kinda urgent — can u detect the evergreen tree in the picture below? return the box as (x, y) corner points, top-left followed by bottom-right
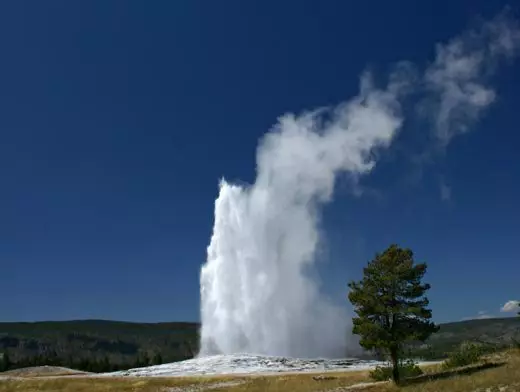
(101, 356), (111, 372)
(78, 358), (91, 372)
(348, 244), (439, 384)
(141, 352), (150, 367)
(66, 355), (75, 370)
(133, 356), (140, 368)
(152, 352), (163, 365)
(0, 352), (11, 372)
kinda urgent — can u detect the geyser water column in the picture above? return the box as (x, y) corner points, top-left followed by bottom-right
(199, 73), (405, 358)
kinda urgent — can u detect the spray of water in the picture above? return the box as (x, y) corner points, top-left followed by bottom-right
(199, 73), (405, 358)
(199, 10), (519, 359)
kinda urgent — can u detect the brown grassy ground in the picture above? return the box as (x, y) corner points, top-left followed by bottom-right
(0, 371), (369, 392)
(0, 350), (518, 392)
(1, 365), (89, 378)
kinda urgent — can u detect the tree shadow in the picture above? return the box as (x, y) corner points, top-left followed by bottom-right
(401, 362), (506, 386)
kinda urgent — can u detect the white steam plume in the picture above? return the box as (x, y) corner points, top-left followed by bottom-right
(199, 9), (520, 359)
(199, 72), (405, 358)
(423, 9), (520, 145)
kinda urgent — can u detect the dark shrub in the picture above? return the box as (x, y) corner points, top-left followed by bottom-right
(369, 359), (423, 381)
(442, 341), (484, 369)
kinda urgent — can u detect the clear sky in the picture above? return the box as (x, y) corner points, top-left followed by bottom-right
(1, 0), (519, 324)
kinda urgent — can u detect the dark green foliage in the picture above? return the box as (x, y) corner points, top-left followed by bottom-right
(0, 351), (11, 371)
(348, 244), (439, 384)
(512, 337), (520, 350)
(442, 341), (485, 369)
(0, 351), (166, 373)
(0, 320), (199, 372)
(369, 359), (423, 381)
(152, 352), (163, 365)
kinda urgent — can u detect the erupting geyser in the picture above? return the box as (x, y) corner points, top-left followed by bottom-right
(198, 73), (405, 358)
(197, 8), (520, 359)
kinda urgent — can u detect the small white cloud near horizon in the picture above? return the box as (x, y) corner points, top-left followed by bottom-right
(500, 300), (520, 312)
(476, 310), (492, 319)
(462, 310), (492, 321)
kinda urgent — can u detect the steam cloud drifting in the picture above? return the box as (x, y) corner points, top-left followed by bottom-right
(199, 10), (520, 358)
(423, 10), (520, 145)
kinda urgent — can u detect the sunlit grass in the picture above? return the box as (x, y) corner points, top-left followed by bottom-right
(1, 350), (519, 391)
(0, 370), (371, 392)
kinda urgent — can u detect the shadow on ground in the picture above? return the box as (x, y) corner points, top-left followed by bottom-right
(402, 362), (506, 386)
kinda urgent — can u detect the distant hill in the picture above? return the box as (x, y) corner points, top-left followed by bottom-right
(432, 317), (520, 345)
(0, 320), (199, 369)
(408, 317), (520, 359)
(1, 317), (519, 369)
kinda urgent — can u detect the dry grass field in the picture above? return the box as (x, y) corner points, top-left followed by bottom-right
(0, 350), (518, 392)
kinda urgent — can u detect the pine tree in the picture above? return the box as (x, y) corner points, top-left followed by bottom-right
(66, 355), (75, 370)
(348, 244), (439, 384)
(133, 355), (141, 368)
(152, 352), (163, 365)
(101, 356), (111, 372)
(1, 352), (11, 372)
(141, 352), (150, 367)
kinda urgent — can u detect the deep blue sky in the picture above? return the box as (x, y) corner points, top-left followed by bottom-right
(1, 0), (519, 323)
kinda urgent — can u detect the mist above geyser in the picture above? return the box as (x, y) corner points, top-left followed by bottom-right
(199, 10), (520, 359)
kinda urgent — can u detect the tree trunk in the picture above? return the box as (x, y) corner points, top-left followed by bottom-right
(390, 346), (400, 384)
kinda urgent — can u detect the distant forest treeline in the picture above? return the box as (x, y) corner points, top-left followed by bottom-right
(0, 349), (166, 373)
(0, 320), (199, 372)
(1, 318), (520, 372)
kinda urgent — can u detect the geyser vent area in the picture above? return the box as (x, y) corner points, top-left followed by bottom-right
(105, 354), (384, 377)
